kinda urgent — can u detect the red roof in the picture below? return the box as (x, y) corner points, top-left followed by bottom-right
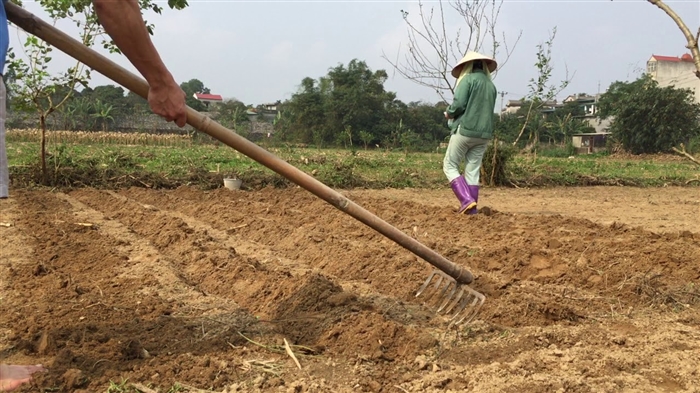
(194, 93), (223, 101)
(651, 53), (694, 63)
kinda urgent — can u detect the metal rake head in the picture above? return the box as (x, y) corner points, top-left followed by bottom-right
(416, 270), (485, 328)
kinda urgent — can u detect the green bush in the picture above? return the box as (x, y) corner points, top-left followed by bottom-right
(597, 75), (700, 154)
(688, 135), (700, 155)
(537, 142), (576, 158)
(481, 140), (516, 186)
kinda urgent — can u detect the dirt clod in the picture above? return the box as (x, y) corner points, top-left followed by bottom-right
(37, 330), (55, 355)
(414, 355), (428, 370)
(547, 239), (563, 249)
(62, 369), (85, 389)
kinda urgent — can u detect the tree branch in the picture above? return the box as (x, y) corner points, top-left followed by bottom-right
(647, 0), (700, 79)
(382, 0), (521, 102)
(647, 0), (700, 169)
(512, 27), (573, 147)
(672, 143), (700, 166)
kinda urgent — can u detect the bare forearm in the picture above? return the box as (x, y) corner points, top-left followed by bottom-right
(92, 0), (174, 86)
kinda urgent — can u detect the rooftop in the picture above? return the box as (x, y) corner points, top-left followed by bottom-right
(650, 53), (694, 63)
(194, 93), (223, 101)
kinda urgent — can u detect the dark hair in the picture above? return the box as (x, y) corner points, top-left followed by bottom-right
(472, 60), (484, 70)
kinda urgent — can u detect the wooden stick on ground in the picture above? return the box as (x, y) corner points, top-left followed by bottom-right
(131, 383), (158, 393)
(671, 143), (700, 167)
(283, 338), (302, 370)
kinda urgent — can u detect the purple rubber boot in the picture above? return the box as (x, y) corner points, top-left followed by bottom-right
(449, 176), (476, 214)
(466, 185), (479, 215)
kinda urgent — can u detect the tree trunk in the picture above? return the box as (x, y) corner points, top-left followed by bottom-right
(513, 101), (536, 146)
(489, 137), (499, 186)
(40, 114), (47, 183)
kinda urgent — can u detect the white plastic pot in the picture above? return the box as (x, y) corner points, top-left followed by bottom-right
(223, 178), (242, 190)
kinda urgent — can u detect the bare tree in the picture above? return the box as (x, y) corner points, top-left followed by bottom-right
(512, 27), (574, 149)
(382, 0), (522, 102)
(647, 0), (700, 77)
(647, 0), (700, 164)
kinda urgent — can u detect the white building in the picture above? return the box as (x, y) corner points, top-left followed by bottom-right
(647, 53), (700, 104)
(562, 93), (611, 133)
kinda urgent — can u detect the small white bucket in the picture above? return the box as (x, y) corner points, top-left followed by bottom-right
(223, 178), (242, 190)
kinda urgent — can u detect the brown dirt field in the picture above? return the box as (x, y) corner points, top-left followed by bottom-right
(1, 185), (699, 393)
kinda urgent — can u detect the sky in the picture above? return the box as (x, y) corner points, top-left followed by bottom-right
(7, 0), (700, 111)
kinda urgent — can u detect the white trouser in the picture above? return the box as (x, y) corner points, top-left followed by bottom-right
(442, 130), (489, 185)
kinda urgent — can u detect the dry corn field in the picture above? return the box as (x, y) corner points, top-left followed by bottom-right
(6, 128), (194, 146)
(1, 185), (700, 393)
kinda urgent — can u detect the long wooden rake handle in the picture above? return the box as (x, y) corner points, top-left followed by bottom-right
(5, 1), (475, 285)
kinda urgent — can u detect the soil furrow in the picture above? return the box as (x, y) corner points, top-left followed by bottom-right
(115, 186), (442, 300)
(113, 186), (700, 327)
(98, 189), (437, 326)
(0, 191), (264, 391)
(3, 186), (700, 393)
(66, 188), (442, 362)
(54, 191), (238, 313)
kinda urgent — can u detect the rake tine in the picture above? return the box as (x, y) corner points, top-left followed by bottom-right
(463, 295), (486, 324)
(436, 280), (459, 312)
(416, 270), (449, 304)
(441, 285), (465, 315)
(433, 276), (454, 305)
(416, 269), (486, 328)
(450, 289), (485, 326)
(416, 270), (440, 297)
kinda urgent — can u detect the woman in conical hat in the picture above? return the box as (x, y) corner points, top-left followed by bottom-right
(442, 51), (498, 215)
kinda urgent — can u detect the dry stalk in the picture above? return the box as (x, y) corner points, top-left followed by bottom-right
(6, 128), (193, 146)
(236, 331), (318, 357)
(283, 338), (302, 370)
(671, 143), (700, 167)
(131, 383), (158, 393)
(240, 359), (282, 376)
(633, 272), (700, 306)
(182, 384), (220, 393)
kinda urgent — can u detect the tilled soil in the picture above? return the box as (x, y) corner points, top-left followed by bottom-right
(1, 185), (699, 393)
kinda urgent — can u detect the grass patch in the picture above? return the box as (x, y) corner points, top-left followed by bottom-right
(6, 140), (699, 191)
(512, 153), (697, 187)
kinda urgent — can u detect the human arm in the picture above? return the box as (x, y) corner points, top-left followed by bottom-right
(91, 0), (187, 127)
(0, 364), (46, 391)
(445, 76), (472, 119)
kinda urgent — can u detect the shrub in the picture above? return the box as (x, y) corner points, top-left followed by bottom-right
(597, 75), (700, 154)
(481, 140), (516, 186)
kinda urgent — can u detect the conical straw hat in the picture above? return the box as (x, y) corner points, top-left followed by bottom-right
(451, 51), (498, 78)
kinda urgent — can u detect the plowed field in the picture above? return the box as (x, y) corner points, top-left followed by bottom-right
(1, 186), (699, 392)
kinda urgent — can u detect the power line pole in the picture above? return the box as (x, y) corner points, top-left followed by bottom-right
(499, 91), (507, 119)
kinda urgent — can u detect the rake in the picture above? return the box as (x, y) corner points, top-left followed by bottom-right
(5, 2), (485, 328)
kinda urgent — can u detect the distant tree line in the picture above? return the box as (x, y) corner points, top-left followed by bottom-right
(272, 59), (599, 152)
(6, 58), (698, 155)
(4, 77), (252, 134)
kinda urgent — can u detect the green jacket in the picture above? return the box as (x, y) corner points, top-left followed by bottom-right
(446, 70), (497, 139)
